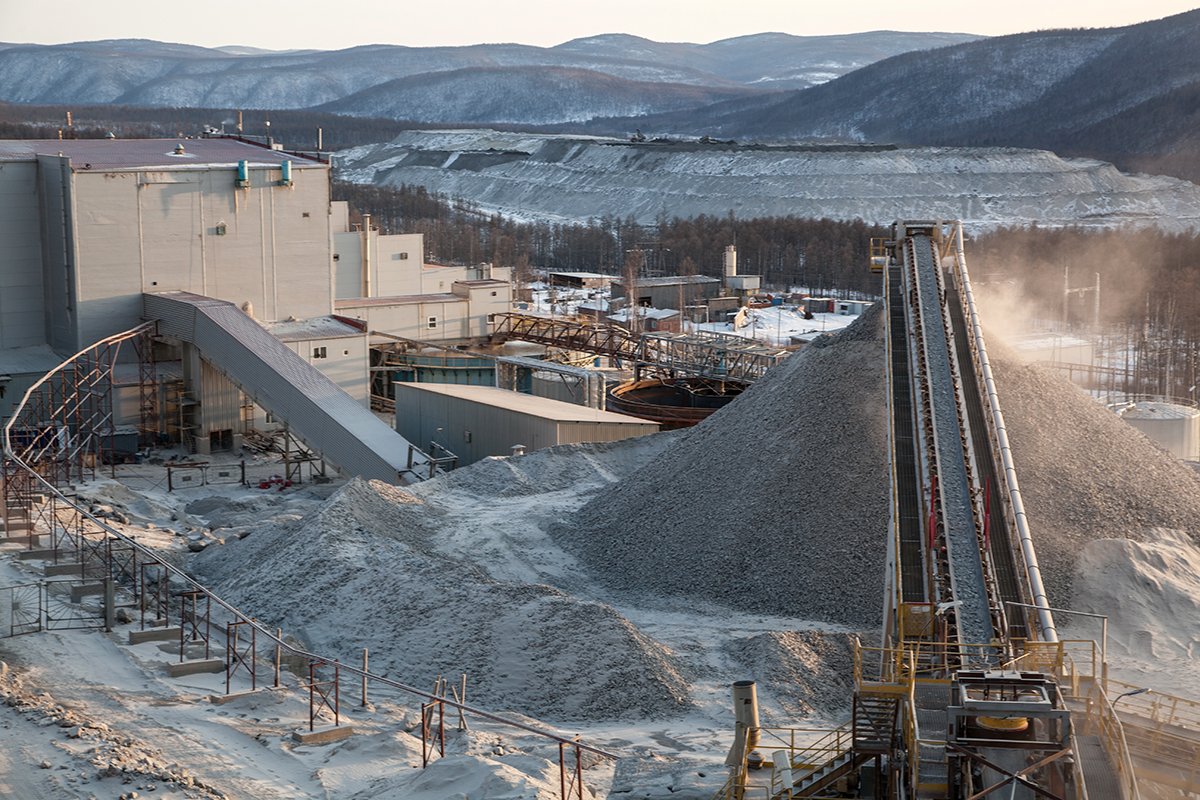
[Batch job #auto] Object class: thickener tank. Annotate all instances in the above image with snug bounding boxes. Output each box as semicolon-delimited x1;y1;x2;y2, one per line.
1116;401;1200;461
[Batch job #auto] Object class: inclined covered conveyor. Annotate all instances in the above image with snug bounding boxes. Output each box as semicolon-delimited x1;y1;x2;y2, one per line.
144;291;422;484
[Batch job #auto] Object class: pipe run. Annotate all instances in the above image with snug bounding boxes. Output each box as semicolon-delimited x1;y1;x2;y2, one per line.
953;224;1058;643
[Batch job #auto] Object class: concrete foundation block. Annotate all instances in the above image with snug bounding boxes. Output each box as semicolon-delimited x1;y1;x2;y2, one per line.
165;658;225;677
69;583;106;602
17;549;57;561
292;724;354;745
43;562;84;577
128;626;182;645
209;687;277;706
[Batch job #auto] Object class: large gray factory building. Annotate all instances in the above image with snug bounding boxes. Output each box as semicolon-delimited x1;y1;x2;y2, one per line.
0;136;510;470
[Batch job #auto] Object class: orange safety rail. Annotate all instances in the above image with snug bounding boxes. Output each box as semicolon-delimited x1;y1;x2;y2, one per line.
1108;678;1200;735
1084;680;1143;799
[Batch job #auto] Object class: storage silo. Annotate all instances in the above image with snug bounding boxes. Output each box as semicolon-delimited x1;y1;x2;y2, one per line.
1116;401;1200;461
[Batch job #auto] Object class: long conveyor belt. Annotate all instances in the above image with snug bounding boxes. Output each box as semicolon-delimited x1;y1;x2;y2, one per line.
945;284;1027;640
906;234;993;647
888;266;927;603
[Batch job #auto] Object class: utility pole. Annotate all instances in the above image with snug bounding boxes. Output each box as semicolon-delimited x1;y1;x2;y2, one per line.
1063;265;1101;331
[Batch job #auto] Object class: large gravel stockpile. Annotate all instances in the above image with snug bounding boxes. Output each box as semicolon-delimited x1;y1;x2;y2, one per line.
556;304;1200;629
195;476;692;722
989;353;1200;605
556;307;890;626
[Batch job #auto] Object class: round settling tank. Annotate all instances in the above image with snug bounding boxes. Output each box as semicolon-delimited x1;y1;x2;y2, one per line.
1116;401;1200;461
608;377;746;429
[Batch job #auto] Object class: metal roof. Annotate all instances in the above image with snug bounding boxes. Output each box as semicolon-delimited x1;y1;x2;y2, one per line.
0;138;325;171
265;316;365;342
612;275;720;287
0;345;65;377
336;293;463;308
396;383;656;425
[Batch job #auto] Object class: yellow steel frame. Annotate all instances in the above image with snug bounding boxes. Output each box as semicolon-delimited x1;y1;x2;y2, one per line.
869;237;889;273
713;725;855;800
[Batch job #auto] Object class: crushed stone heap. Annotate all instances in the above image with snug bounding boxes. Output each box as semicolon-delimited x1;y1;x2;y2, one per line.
557;302;1200;625
195;476;691;722
989;351;1200;606
556;306;891;627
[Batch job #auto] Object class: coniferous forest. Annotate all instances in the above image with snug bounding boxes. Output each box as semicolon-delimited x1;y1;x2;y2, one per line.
332;180;888;296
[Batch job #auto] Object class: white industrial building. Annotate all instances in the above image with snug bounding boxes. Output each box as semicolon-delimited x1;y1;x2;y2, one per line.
0;136;513;458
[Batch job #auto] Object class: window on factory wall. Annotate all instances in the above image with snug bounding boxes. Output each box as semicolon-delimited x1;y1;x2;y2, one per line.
313;346;328;359
427;316;438;329
397;252;409;260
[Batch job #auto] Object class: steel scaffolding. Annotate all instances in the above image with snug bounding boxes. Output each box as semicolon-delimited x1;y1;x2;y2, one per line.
492;312;788;382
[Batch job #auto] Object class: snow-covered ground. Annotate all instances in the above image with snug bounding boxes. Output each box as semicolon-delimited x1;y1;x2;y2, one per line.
0;443;859;799
695;305;861;346
3;313;1199;799
526;281;865;346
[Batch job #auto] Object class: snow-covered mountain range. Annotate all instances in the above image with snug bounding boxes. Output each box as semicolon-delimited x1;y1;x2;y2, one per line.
0;32;977;122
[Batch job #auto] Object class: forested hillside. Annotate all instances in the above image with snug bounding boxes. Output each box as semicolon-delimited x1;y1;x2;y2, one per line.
589;10;1200;183
332;181;886;295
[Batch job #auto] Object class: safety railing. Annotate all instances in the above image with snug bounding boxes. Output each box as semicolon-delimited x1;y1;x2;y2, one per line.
901;678;921;795
713;726;856;800
2;324;618;800
1084;680;1143;799
1020;639;1100;695
1108;677;1200;735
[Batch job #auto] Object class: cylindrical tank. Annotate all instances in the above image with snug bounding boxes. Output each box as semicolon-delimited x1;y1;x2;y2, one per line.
723;245;738;278
724;680;761;768
1116;401;1200;461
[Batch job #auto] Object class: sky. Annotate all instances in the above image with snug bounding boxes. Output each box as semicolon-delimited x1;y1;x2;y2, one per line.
2;0;1197;50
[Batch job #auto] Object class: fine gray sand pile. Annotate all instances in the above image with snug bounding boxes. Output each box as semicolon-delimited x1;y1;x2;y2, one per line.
988;352;1200;606
556;306;891;626
195;474;691;722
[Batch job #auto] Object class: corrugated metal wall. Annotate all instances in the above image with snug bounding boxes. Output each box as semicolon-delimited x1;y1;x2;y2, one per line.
393;384;657;466
0;162;46;349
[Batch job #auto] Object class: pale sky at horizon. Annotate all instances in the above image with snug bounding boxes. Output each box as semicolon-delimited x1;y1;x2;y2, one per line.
2;0;1197;50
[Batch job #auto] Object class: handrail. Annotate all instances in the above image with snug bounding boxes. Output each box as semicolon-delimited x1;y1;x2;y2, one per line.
951;223;1057;643
1;323;155;456
903;678;921;795
1108;678;1200;734
1088;681;1142;799
2;325;620;762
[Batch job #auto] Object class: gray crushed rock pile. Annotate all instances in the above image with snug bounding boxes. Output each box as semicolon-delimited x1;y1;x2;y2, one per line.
555;306;890;626
989;353;1200;606
194;476;691;722
556;302;1200;626
417;434;683;500
723;631;858;722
